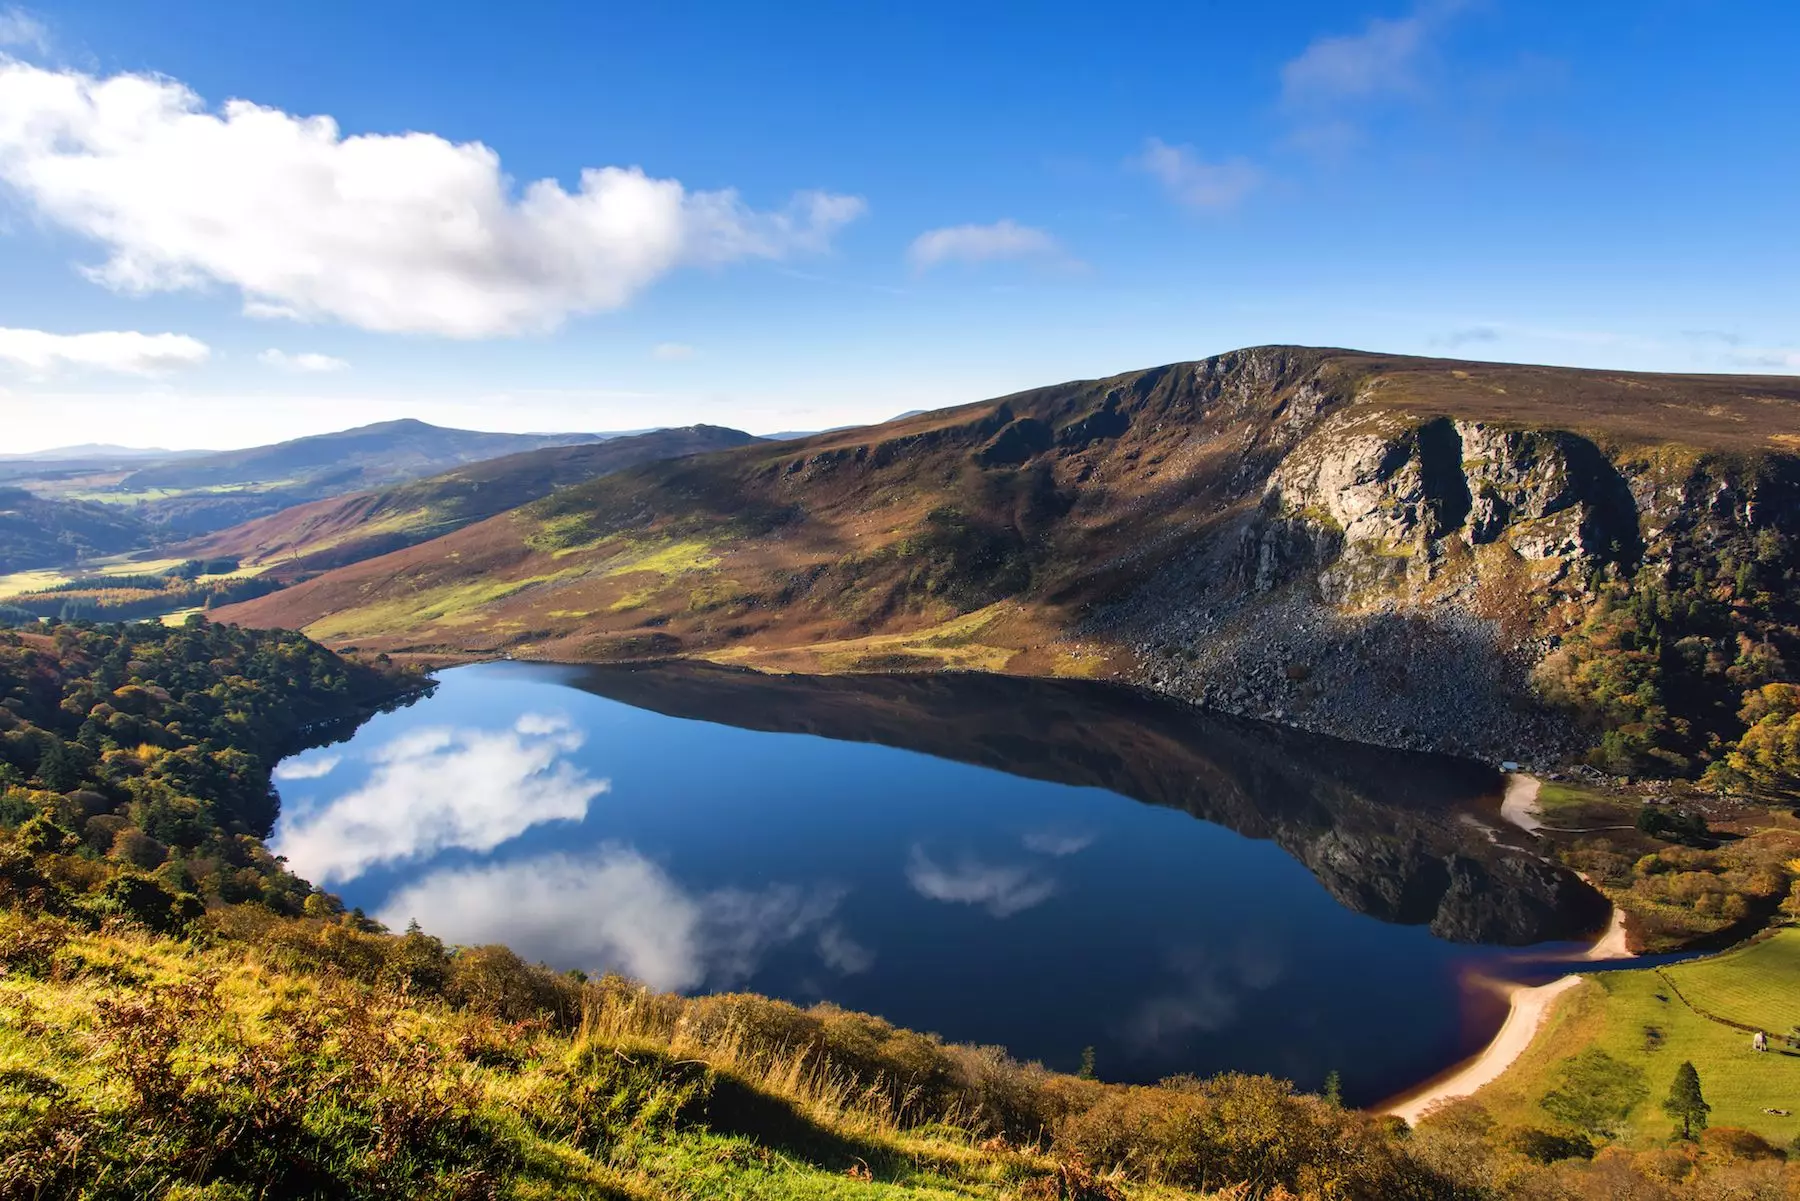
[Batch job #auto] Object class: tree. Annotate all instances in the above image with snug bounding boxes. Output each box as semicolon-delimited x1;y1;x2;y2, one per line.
1662;1061;1710;1140
1322;1070;1342;1108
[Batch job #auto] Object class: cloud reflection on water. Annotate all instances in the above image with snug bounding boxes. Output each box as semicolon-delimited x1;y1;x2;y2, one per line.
374;844;862;992
272;713;608;885
273;754;340;781
905;845;1057;917
1120;941;1288;1050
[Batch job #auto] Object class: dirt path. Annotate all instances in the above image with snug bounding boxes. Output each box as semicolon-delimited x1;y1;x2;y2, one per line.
1499;772;1543;834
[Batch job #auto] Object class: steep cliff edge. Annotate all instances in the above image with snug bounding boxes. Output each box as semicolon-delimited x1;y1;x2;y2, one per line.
213;347;1800;778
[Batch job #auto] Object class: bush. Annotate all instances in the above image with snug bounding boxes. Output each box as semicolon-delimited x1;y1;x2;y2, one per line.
447;944;581;1025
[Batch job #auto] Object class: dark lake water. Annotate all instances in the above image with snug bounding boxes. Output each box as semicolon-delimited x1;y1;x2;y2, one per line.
271;661;1613;1105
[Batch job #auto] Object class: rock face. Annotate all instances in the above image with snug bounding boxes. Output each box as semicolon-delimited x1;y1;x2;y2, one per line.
1098;354;1800;765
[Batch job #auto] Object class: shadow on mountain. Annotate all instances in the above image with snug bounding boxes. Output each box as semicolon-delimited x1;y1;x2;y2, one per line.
567;662;1610;946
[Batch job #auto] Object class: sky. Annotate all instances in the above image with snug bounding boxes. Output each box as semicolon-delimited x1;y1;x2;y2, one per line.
0;0;1795;452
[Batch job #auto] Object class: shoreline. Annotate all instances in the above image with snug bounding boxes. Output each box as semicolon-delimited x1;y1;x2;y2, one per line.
1499;771;1543;834
1382;774;1633;1123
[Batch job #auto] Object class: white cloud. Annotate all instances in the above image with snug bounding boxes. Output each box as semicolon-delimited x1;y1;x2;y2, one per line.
1136;139;1260;210
907;219;1060;271
0;61;866;337
259;348;349;373
0;327;210;376
905;846;1056;918
270;714;609;885
1282;12;1431;104
272;754;341;781
0;7;47;53
374;845;855;991
652;342;697;361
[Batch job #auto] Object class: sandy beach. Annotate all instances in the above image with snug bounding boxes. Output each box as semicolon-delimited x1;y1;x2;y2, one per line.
1383;774;1633;1123
1383;974;1583;1125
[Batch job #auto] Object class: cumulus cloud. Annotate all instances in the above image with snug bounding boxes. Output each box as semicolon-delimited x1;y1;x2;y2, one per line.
0;7;47;53
1136;139;1260;210
272;754;341;781
905;846;1056;918
270;714;609;885
375;845;858;991
259;348;349;373
651;342;697;361
0;61;865;337
907;219;1060;271
0;327;209;376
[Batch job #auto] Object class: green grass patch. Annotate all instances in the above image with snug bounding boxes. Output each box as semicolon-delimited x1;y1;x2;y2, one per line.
1662;930;1800;1036
1477;932;1800;1147
307;570;587;640
601;537;722;577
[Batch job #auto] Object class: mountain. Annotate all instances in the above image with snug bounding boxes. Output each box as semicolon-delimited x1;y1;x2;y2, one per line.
0;487;155;573
120;418;601;492
213;346;1800;777
180;425;761;575
101;419;609;536
0;443;202;462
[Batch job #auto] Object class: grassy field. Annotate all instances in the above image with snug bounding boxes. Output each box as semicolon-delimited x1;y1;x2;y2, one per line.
1474;930;1800;1147
1663;933;1800;1043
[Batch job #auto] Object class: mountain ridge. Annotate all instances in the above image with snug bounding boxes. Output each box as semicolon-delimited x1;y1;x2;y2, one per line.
212;345;1800;778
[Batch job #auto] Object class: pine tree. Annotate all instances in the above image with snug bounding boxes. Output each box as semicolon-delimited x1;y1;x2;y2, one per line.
1662;1061;1710;1140
1322;1070;1343;1107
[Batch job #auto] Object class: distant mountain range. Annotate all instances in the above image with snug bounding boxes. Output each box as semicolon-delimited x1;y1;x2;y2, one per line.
0;419;739;571
0;444;208;463
181;425;760;575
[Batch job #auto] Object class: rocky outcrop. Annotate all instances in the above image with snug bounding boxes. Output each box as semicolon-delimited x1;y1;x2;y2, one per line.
1100;362;1797;765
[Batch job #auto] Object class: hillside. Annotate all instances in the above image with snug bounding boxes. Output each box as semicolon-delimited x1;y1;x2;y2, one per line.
62;418;610;537
179;424;760;575
214;346;1800;777
119;417;603;492
0;486;154;572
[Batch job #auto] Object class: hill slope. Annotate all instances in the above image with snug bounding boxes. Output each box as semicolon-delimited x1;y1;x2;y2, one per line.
180;424;760;575
215;346;1800;773
120;417;601;492
0;487;154;572
82;418;609;536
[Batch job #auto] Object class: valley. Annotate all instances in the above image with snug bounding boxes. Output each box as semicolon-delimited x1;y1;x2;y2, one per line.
4;346;1799;1199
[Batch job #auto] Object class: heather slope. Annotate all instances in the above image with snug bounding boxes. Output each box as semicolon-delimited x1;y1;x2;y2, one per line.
179;424;760;576
214;346;1800;773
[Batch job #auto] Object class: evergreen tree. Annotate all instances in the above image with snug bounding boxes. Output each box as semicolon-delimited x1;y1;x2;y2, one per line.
1662;1060;1710;1139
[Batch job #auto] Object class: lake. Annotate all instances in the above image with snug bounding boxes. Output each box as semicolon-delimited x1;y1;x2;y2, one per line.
270;660;1613;1105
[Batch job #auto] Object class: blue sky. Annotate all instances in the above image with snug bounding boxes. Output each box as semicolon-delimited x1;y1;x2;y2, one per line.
0;0;1794;451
